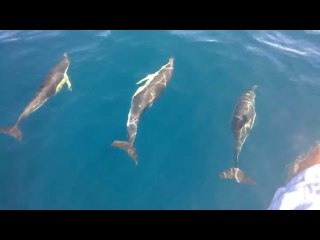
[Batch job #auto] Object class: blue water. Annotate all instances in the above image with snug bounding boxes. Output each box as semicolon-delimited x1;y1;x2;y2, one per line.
1;30;320;210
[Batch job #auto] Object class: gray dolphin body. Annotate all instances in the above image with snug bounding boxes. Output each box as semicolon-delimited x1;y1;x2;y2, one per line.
220;85;257;185
112;58;174;165
0;53;72;141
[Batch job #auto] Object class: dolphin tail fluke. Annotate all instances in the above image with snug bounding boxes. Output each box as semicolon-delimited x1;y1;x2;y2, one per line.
111;140;138;165
0;125;23;141
219;167;256;185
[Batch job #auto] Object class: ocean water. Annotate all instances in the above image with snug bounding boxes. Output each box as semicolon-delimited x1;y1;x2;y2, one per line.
1;30;320;210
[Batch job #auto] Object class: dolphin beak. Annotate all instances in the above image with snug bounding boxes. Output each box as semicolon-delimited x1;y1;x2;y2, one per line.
169;57;174;64
252;85;258;91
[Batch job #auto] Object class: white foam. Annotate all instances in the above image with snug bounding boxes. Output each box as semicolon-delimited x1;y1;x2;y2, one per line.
252;31;320;64
305;30;320;34
97;30;111;38
23;30;63;40
169;30;206;36
168;30;221;43
291;75;320;86
69;42;100;54
255;37;307;56
245;45;287;71
0;30;64;43
0;30;20;42
0;37;19;43
304;47;320;56
198;37;220;43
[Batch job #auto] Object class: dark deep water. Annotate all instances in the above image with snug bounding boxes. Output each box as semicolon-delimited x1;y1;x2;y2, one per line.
1;30;320;209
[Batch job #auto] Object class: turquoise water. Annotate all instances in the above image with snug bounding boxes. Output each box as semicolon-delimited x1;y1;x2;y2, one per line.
1;30;320;210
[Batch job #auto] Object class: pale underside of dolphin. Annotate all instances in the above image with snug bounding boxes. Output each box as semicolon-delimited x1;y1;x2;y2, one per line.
0;53;72;141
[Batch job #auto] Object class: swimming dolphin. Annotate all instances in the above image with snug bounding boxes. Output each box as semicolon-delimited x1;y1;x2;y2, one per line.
112;57;174;165
0;53;72;141
220;85;257;185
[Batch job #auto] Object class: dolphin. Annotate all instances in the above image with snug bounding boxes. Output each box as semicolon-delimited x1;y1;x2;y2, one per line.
0;53;72;141
220;85;258;185
112;57;174;165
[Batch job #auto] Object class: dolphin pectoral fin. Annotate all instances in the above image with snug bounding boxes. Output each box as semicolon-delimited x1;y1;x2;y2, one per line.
136;74;153;85
56;74;72;93
136;77;148;85
55;73;66;94
65;74;72;91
